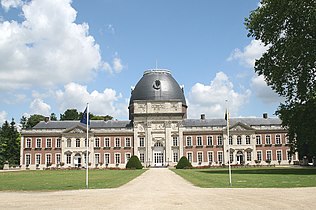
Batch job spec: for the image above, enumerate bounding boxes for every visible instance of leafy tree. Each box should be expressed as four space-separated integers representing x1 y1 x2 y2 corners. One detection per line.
50 113 57 121
90 114 113 121
176 156 192 169
60 109 80 120
245 0 316 160
0 119 20 169
126 155 143 169
20 116 27 129
24 114 45 129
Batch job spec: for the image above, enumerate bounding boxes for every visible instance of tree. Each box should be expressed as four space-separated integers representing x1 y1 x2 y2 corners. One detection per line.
60 109 80 121
245 0 316 160
24 114 45 129
90 114 113 121
50 113 57 121
126 155 143 169
0 119 20 169
176 156 192 169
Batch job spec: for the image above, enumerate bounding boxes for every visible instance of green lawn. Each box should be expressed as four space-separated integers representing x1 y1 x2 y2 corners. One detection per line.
172 167 316 188
0 169 145 191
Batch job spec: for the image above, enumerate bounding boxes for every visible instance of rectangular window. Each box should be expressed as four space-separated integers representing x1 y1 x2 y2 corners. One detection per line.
197 136 202 146
257 151 262 161
285 135 290 144
217 151 223 163
275 134 281 144
104 137 110 147
173 152 178 162
207 136 213 146
277 151 282 161
186 136 192 146
85 139 89 147
46 138 52 148
56 138 61 148
187 153 193 163
246 135 251 145
173 136 178 146
56 154 61 164
266 151 272 161
207 151 213 163
140 153 145 163
26 138 32 148
95 138 100 147
115 154 120 164
230 152 233 163
247 152 251 161
237 136 242 145
115 138 120 147
76 139 81 148
265 135 271 144
287 151 292 161
104 154 110 165
46 154 51 165
229 136 233 145
256 135 261 145
66 154 71 164
217 136 223 145
26 154 31 165
139 137 145 147
197 152 203 163
125 153 131 163
67 139 71 148
125 138 131 147
95 154 100 164
36 154 41 164
36 138 41 148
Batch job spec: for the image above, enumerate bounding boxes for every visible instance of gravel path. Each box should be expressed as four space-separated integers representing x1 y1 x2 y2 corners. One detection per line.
0 168 316 209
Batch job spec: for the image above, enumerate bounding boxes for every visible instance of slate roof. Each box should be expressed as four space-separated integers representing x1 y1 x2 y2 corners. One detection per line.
183 118 282 127
32 120 132 129
31 117 282 130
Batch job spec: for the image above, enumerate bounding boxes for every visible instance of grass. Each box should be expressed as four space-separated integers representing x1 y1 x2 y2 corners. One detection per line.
171 167 316 188
0 169 145 191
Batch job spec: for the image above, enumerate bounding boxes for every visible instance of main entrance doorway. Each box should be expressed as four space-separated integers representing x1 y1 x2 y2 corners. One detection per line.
153 141 164 167
154 152 164 166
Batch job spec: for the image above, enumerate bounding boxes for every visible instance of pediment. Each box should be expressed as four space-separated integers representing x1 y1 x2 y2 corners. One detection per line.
63 125 87 134
229 122 254 131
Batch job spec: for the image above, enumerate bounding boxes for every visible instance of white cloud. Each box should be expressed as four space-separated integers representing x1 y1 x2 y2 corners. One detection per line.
0 110 7 124
0 0 101 90
103 56 124 74
228 39 269 68
251 75 284 104
188 72 251 118
30 98 51 116
1 0 22 11
56 82 128 118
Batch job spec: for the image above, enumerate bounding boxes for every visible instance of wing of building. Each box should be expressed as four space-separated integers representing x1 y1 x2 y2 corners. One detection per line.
20 70 297 169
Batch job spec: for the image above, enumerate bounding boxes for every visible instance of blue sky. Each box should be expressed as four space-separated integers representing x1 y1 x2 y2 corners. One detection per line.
0 0 283 124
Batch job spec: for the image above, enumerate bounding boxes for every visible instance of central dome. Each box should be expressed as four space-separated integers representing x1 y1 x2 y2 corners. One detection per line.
129 69 187 105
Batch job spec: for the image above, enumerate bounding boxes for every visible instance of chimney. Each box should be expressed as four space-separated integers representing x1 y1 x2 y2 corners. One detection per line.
44 117 50 123
263 113 268 119
201 114 205 120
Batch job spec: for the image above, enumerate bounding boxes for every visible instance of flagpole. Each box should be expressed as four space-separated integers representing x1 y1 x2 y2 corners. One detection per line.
226 100 232 187
86 103 89 189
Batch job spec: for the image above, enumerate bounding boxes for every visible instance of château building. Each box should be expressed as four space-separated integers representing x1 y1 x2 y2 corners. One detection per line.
20 69 297 169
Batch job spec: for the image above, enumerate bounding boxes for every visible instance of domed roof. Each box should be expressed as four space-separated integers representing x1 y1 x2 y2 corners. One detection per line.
129 69 186 105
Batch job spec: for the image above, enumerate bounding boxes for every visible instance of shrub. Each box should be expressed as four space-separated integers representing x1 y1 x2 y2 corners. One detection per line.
176 156 192 169
126 155 143 169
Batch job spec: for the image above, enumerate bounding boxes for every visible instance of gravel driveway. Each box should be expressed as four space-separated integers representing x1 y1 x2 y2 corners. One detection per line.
0 168 315 209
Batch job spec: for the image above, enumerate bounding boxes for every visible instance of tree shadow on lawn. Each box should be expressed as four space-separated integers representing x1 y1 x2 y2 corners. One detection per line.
198 168 316 175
